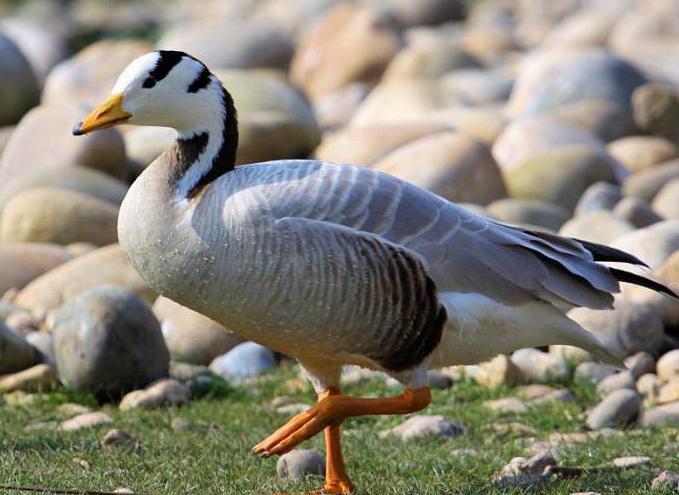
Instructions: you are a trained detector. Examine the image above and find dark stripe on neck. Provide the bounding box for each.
[167,132,209,187]
[151,50,185,82]
[185,86,239,199]
[187,66,212,93]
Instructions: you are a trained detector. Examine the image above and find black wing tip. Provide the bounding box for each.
[610,268,678,299]
[572,238,650,268]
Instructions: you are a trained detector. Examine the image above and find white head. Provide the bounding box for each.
[73,50,230,138]
[74,50,239,200]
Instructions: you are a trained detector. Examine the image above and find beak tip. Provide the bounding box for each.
[72,122,84,136]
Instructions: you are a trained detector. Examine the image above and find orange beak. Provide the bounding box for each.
[72,93,131,136]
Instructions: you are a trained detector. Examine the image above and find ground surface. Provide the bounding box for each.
[0,363,677,495]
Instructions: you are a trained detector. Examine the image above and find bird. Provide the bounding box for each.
[73,50,676,495]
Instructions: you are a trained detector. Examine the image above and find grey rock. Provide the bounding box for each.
[0,19,67,84]
[119,379,190,411]
[209,342,276,383]
[596,371,636,397]
[574,182,623,216]
[0,104,127,183]
[574,361,617,385]
[15,244,154,312]
[511,348,570,383]
[559,211,634,244]
[651,470,679,491]
[168,362,211,382]
[507,49,646,117]
[276,449,324,480]
[158,21,293,71]
[608,136,678,174]
[549,345,593,367]
[653,179,679,219]
[548,99,637,143]
[101,429,140,450]
[612,456,652,469]
[657,350,679,383]
[569,301,665,356]
[624,352,656,380]
[636,373,661,401]
[59,411,113,432]
[613,197,663,229]
[530,389,577,406]
[0,320,38,374]
[640,402,679,427]
[623,161,679,202]
[483,397,529,414]
[613,220,679,268]
[505,144,618,212]
[633,84,679,144]
[379,415,466,441]
[442,68,514,105]
[0,166,128,215]
[43,39,152,108]
[493,452,556,487]
[370,0,466,28]
[25,331,54,365]
[585,389,640,430]
[153,296,242,366]
[474,354,525,389]
[427,370,452,389]
[0,187,119,246]
[0,363,56,392]
[0,32,39,125]
[373,131,507,206]
[487,198,569,231]
[0,242,72,296]
[53,286,169,396]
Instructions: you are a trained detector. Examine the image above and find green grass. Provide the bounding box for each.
[0,363,678,495]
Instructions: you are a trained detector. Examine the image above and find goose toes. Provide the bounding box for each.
[253,402,339,457]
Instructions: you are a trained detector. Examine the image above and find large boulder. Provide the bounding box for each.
[290,4,402,100]
[0,31,39,125]
[504,144,617,212]
[381,39,481,82]
[0,104,127,183]
[612,220,679,268]
[486,199,569,231]
[608,136,677,173]
[492,115,606,173]
[0,165,128,215]
[546,99,637,143]
[53,286,169,396]
[652,179,679,219]
[0,188,118,246]
[314,124,448,166]
[373,131,507,205]
[216,70,320,164]
[574,182,623,216]
[209,342,276,384]
[559,211,634,244]
[506,48,646,117]
[622,160,679,202]
[42,39,152,107]
[0,19,68,85]
[157,21,293,71]
[15,244,154,312]
[0,243,72,296]
[349,79,459,127]
[0,320,39,375]
[569,300,666,357]
[153,296,242,366]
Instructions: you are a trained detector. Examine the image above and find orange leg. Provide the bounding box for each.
[253,386,431,458]
[317,388,353,495]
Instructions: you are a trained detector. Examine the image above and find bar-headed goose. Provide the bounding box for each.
[74,50,676,494]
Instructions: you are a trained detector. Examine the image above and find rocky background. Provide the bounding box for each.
[0,0,679,492]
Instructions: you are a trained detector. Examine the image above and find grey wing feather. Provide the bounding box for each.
[257,161,622,310]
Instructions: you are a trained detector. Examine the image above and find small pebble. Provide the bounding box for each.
[651,470,679,490]
[59,411,113,432]
[379,415,466,441]
[612,456,652,469]
[101,429,140,449]
[276,449,324,480]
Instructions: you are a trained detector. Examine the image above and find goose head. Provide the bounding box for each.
[72,50,234,139]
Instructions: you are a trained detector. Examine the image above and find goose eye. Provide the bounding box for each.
[142,77,156,89]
